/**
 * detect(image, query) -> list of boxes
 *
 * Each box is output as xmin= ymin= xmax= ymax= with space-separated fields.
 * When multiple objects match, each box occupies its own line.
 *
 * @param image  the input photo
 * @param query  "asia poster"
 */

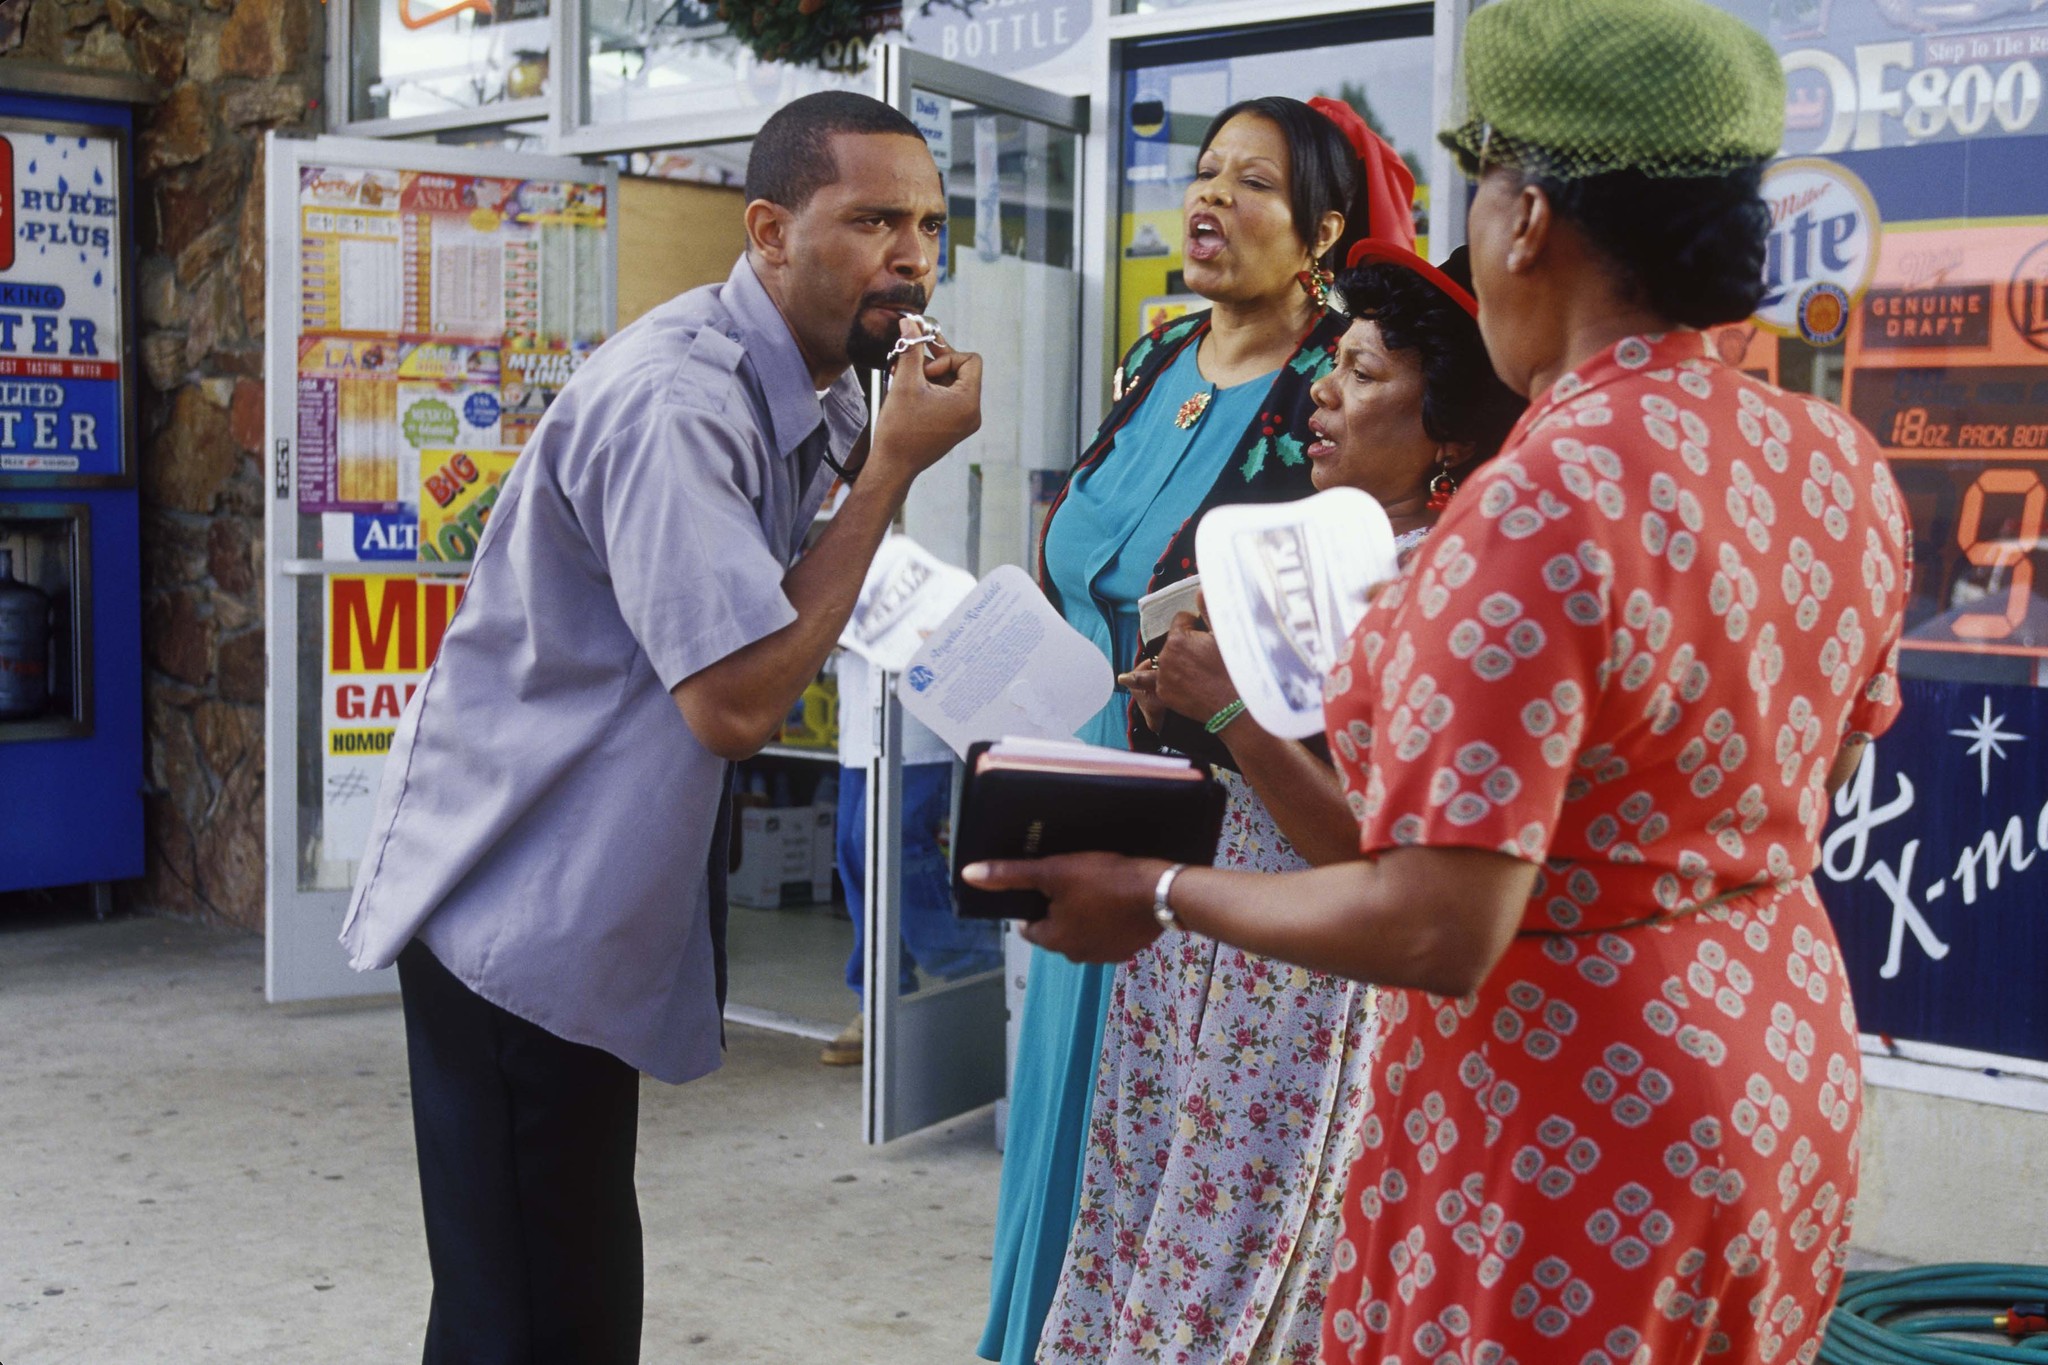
xmin=295 ymin=164 xmax=608 ymax=560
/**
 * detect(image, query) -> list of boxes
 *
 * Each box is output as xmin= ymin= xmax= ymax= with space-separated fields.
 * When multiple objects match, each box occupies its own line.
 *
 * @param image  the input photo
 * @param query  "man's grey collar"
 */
xmin=722 ymin=254 xmax=864 ymax=457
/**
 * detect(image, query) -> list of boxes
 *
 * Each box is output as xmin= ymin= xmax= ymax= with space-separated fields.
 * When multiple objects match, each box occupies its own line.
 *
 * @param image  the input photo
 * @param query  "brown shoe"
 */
xmin=819 ymin=1014 xmax=863 ymax=1066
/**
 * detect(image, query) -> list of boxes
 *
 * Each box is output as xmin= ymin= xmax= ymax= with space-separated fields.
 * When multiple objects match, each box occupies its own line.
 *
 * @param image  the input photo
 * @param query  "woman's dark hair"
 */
xmin=1334 ymin=251 xmax=1526 ymax=475
xmin=1196 ymin=97 xmax=1374 ymax=271
xmin=1528 ymin=162 xmax=1771 ymax=329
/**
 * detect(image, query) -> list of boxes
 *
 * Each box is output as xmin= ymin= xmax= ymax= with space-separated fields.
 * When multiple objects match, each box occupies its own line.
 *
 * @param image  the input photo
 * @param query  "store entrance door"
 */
xmin=861 ymin=49 xmax=1089 ymax=1144
xmin=261 ymin=134 xmax=618 ymax=1003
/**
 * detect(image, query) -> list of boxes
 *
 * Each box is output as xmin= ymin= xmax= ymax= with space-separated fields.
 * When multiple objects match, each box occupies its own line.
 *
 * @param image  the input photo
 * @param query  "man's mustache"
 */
xmin=857 ymin=285 xmax=929 ymax=317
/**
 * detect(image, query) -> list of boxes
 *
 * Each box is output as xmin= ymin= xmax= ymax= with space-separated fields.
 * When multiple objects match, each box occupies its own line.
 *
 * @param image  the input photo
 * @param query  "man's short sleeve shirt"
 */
xmin=340 ymin=255 xmax=866 ymax=1083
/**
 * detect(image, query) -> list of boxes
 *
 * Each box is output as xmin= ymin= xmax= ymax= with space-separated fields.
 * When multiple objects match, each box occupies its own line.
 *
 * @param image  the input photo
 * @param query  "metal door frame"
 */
xmin=862 ymin=48 xmax=1088 ymax=1144
xmin=261 ymin=132 xmax=619 ymax=1001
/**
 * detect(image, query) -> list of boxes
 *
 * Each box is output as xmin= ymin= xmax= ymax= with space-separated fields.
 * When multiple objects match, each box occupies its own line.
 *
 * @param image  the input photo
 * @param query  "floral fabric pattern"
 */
xmin=1042 ymin=772 xmax=1378 ymax=1365
xmin=1318 ymin=333 xmax=1910 ymax=1365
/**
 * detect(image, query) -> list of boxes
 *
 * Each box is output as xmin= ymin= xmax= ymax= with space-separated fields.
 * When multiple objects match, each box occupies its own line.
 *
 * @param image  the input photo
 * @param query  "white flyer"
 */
xmin=1137 ymin=574 xmax=1202 ymax=653
xmin=839 ymin=534 xmax=977 ymax=673
xmin=1194 ymin=486 xmax=1400 ymax=740
xmin=896 ymin=564 xmax=1113 ymax=759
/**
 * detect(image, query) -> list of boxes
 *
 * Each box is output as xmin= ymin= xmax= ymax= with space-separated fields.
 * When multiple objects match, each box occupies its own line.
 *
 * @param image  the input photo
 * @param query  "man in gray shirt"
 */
xmin=340 ymin=91 xmax=981 ymax=1363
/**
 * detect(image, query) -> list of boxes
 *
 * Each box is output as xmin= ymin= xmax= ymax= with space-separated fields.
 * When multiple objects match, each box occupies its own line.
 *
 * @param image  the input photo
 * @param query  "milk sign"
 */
xmin=1756 ymin=158 xmax=1881 ymax=346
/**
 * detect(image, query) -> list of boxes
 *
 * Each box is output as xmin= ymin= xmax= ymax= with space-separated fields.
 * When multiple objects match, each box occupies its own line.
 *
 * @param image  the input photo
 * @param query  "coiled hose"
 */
xmin=1821 ymin=1264 xmax=2048 ymax=1362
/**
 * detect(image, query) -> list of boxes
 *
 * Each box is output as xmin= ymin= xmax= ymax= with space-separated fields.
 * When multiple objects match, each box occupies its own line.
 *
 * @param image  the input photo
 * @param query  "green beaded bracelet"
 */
xmin=1204 ymin=699 xmax=1247 ymax=734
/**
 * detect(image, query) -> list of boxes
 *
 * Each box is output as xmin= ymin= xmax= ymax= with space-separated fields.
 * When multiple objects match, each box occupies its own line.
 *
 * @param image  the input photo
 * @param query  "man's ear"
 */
xmin=745 ymin=198 xmax=793 ymax=266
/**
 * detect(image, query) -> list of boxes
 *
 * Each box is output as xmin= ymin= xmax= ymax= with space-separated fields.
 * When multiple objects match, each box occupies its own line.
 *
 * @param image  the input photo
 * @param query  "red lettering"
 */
xmin=332 ymin=578 xmax=419 ymax=671
xmin=426 ymin=470 xmax=462 ymax=508
xmin=338 ymin=684 xmax=364 ymax=720
xmin=422 ymin=581 xmax=463 ymax=662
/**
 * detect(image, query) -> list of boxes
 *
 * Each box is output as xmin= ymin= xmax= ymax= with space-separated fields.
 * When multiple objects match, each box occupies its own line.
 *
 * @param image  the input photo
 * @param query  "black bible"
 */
xmin=951 ymin=738 xmax=1228 ymax=921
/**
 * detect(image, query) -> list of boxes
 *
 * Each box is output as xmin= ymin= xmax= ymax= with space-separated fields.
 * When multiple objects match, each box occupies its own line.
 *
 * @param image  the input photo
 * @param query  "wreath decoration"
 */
xmin=714 ymin=0 xmax=895 ymax=70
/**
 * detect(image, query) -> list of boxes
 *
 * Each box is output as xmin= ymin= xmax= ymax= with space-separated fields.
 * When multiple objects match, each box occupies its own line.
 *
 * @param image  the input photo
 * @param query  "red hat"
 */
xmin=1346 ymin=239 xmax=1480 ymax=319
xmin=1307 ymin=96 xmax=1416 ymax=256
xmin=1304 ymin=97 xmax=1478 ymax=319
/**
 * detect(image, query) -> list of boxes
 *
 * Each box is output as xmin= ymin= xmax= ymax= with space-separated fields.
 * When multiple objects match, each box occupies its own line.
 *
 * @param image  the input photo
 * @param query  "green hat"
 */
xmin=1440 ymin=0 xmax=1786 ymax=180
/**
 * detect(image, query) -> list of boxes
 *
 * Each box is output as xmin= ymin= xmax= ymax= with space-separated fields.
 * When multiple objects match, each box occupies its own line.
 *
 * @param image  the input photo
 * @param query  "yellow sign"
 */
xmin=418 ymin=447 xmax=518 ymax=562
xmin=328 ymin=575 xmax=464 ymax=674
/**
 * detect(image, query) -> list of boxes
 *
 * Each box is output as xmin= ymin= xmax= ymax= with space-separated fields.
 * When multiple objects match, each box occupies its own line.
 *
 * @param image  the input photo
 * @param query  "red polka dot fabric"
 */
xmin=1318 ymin=332 xmax=1910 ymax=1365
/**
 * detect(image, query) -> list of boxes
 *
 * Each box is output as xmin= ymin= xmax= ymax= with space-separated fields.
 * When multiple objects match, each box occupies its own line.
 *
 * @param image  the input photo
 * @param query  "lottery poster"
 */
xmin=319 ymin=574 xmax=463 ymax=880
xmin=0 ymin=125 xmax=127 ymax=480
xmin=298 ymin=166 xmax=402 ymax=336
xmin=296 ymin=334 xmax=399 ymax=510
xmin=418 ymin=446 xmax=518 ymax=563
xmin=397 ymin=339 xmax=501 ymax=490
xmin=296 ymin=164 xmax=608 ymax=532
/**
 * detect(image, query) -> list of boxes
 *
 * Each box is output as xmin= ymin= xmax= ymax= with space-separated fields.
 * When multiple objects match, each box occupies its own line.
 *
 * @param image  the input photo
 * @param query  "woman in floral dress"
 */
xmin=981 ymin=95 xmax=1384 ymax=1365
xmin=966 ymin=1 xmax=1912 ymax=1360
xmin=1041 ymin=249 xmax=1522 ymax=1365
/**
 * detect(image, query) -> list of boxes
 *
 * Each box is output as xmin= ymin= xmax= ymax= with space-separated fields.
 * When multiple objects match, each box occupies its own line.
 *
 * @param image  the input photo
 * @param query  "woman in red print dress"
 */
xmin=963 ymin=1 xmax=1912 ymax=1361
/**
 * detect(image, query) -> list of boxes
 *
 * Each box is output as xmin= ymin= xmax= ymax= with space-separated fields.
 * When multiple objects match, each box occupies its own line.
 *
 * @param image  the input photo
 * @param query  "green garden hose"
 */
xmin=1821 ymin=1265 xmax=2048 ymax=1363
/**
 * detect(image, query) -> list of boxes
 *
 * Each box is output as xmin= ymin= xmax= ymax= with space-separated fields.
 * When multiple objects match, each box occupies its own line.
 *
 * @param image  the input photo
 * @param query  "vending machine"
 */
xmin=0 ymin=81 xmax=144 ymax=896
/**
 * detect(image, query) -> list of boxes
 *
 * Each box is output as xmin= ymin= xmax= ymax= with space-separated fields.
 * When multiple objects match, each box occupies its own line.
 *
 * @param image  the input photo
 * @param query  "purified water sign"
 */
xmin=0 ymin=127 xmax=123 ymax=478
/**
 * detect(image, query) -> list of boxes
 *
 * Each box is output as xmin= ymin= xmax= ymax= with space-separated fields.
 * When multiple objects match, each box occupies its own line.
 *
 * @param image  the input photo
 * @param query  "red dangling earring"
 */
xmin=1426 ymin=465 xmax=1459 ymax=511
xmin=1295 ymin=265 xmax=1333 ymax=309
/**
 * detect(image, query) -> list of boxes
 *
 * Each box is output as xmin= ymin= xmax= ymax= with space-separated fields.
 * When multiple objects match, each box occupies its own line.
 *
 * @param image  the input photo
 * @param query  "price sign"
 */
xmin=1844 ymin=216 xmax=2048 ymax=664
xmin=1889 ymin=462 xmax=2048 ymax=656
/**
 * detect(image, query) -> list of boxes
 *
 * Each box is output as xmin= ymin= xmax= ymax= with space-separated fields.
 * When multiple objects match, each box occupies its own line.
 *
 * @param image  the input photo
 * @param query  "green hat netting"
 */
xmin=1440 ymin=0 xmax=1786 ymax=181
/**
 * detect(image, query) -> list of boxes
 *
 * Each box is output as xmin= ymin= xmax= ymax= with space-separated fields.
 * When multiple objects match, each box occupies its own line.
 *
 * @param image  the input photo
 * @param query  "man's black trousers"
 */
xmin=397 ymin=938 xmax=644 ymax=1365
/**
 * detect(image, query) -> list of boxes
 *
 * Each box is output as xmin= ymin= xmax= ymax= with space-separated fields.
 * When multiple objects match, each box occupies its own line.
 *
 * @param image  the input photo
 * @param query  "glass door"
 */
xmin=1111 ymin=8 xmax=1437 ymax=358
xmin=865 ymin=47 xmax=1088 ymax=1144
xmin=262 ymin=133 xmax=617 ymax=1002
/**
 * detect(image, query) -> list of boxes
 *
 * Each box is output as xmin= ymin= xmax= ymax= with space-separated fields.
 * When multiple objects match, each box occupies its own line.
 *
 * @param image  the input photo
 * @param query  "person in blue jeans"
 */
xmin=821 ymin=654 xmax=1000 ymax=1064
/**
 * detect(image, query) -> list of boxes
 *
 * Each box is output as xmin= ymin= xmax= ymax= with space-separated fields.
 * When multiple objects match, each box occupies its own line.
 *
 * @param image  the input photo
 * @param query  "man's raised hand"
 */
xmin=868 ymin=315 xmax=983 ymax=487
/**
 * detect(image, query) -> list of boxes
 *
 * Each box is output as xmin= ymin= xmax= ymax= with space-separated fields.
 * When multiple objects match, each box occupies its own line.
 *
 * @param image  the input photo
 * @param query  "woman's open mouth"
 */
xmin=1186 ymin=213 xmax=1226 ymax=263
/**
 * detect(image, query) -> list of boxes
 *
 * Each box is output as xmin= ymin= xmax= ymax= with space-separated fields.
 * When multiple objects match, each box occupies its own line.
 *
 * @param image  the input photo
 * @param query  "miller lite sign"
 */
xmin=1756 ymin=158 xmax=1882 ymax=346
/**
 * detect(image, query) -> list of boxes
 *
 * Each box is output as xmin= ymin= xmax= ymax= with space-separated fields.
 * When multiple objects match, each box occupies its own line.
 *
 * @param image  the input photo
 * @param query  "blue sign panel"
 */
xmin=1820 ymin=679 xmax=2048 ymax=1063
xmin=0 ymin=126 xmax=125 ymax=482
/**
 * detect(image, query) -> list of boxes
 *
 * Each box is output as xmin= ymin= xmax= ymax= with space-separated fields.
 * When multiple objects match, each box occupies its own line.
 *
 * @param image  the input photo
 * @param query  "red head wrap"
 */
xmin=1307 ymin=96 xmax=1479 ymax=319
xmin=1307 ymin=96 xmax=1416 ymax=257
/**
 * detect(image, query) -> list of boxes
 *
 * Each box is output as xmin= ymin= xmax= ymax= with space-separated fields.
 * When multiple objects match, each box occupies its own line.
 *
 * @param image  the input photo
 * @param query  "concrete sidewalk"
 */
xmin=0 ymin=913 xmax=1001 ymax=1364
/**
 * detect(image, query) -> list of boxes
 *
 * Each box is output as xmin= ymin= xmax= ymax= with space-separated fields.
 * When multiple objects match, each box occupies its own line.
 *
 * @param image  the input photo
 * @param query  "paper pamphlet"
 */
xmin=897 ymin=564 xmax=1113 ymax=759
xmin=839 ymin=534 xmax=977 ymax=673
xmin=1137 ymin=575 xmax=1202 ymax=653
xmin=1194 ymin=486 xmax=1399 ymax=740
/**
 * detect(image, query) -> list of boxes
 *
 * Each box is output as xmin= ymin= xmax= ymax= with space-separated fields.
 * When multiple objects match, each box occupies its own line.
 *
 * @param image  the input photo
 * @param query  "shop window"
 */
xmin=1114 ymin=10 xmax=1434 ymax=359
xmin=1710 ymin=0 xmax=2048 ymax=686
xmin=415 ymin=122 xmax=554 ymax=150
xmin=582 ymin=0 xmax=867 ymax=127
xmin=349 ymin=0 xmax=554 ymax=123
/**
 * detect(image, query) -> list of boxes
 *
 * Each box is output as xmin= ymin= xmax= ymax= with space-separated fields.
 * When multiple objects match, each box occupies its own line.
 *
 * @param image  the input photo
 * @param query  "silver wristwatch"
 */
xmin=1152 ymin=863 xmax=1189 ymax=932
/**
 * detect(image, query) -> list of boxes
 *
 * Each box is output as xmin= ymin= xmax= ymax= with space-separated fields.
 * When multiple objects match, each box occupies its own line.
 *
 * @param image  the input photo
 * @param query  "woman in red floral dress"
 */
xmin=963 ymin=1 xmax=1911 ymax=1361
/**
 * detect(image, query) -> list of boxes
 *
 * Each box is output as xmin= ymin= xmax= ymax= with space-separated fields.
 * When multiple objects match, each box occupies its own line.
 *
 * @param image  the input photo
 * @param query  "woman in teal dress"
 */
xmin=978 ymin=95 xmax=1399 ymax=1365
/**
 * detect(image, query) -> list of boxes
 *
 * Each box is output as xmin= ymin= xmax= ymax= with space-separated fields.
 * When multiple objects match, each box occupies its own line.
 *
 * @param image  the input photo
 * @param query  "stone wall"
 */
xmin=5 ymin=0 xmax=325 ymax=929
